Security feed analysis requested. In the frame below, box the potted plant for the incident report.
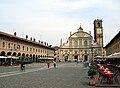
[88,66,97,85]
[88,68,97,77]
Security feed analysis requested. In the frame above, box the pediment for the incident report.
[70,31,91,38]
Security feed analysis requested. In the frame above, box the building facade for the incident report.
[53,46,59,61]
[105,31,120,56]
[0,31,55,64]
[59,19,104,62]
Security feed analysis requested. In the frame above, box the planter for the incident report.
[89,76,96,86]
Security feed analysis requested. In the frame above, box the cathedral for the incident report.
[58,19,104,62]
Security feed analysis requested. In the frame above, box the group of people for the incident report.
[47,61,56,68]
[20,61,56,71]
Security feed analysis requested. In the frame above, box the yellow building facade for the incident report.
[0,31,54,65]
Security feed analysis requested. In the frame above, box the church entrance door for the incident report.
[84,55,88,62]
[74,55,78,62]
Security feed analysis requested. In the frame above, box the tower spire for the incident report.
[60,39,62,46]
[78,23,83,31]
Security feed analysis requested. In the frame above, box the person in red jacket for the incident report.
[47,61,50,68]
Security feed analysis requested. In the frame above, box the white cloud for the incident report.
[45,0,105,11]
[0,0,120,46]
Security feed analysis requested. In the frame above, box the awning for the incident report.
[0,56,7,59]
[94,56,103,58]
[47,58,54,60]
[7,56,19,59]
[38,58,54,60]
[107,52,120,58]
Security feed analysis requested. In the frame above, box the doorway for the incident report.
[84,55,88,62]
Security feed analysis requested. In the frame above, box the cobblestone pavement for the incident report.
[0,62,118,88]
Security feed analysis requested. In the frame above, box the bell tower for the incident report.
[94,19,103,47]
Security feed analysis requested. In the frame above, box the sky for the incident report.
[0,0,120,47]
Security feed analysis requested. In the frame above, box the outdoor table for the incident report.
[105,71,113,78]
[107,64,112,66]
[115,66,120,68]
[105,68,109,71]
[104,71,114,84]
[99,66,105,71]
[104,69,108,73]
[97,64,101,67]
[115,66,120,73]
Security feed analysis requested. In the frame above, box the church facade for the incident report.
[58,19,104,62]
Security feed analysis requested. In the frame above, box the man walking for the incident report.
[47,61,50,68]
[53,61,56,68]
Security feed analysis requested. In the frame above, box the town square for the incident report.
[0,0,120,88]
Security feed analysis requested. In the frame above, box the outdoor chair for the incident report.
[111,70,119,83]
[98,69,111,84]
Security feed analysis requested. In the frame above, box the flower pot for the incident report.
[89,76,96,86]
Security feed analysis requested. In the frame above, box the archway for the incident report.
[17,53,21,61]
[64,56,68,62]
[1,51,6,56]
[26,54,29,62]
[0,51,6,65]
[18,53,21,56]
[74,55,78,62]
[7,52,11,56]
[36,55,38,62]
[38,55,40,58]
[13,52,16,56]
[40,55,42,58]
[84,55,88,62]
[30,54,32,62]
[33,55,35,62]
[22,53,25,62]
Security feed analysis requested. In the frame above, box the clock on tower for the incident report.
[94,19,103,47]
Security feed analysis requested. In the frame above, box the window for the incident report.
[27,47,28,51]
[97,23,100,27]
[33,48,35,52]
[30,48,32,51]
[8,43,10,49]
[17,45,20,50]
[84,40,88,46]
[2,42,5,48]
[19,45,20,50]
[74,40,78,47]
[14,44,16,49]
[79,39,82,46]
[23,46,24,50]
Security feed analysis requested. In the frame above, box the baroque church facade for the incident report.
[58,19,104,62]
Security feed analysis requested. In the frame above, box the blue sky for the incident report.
[0,0,120,46]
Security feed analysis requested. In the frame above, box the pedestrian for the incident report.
[76,60,78,64]
[20,62,23,71]
[23,63,25,71]
[20,62,25,71]
[53,61,56,68]
[47,61,50,68]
